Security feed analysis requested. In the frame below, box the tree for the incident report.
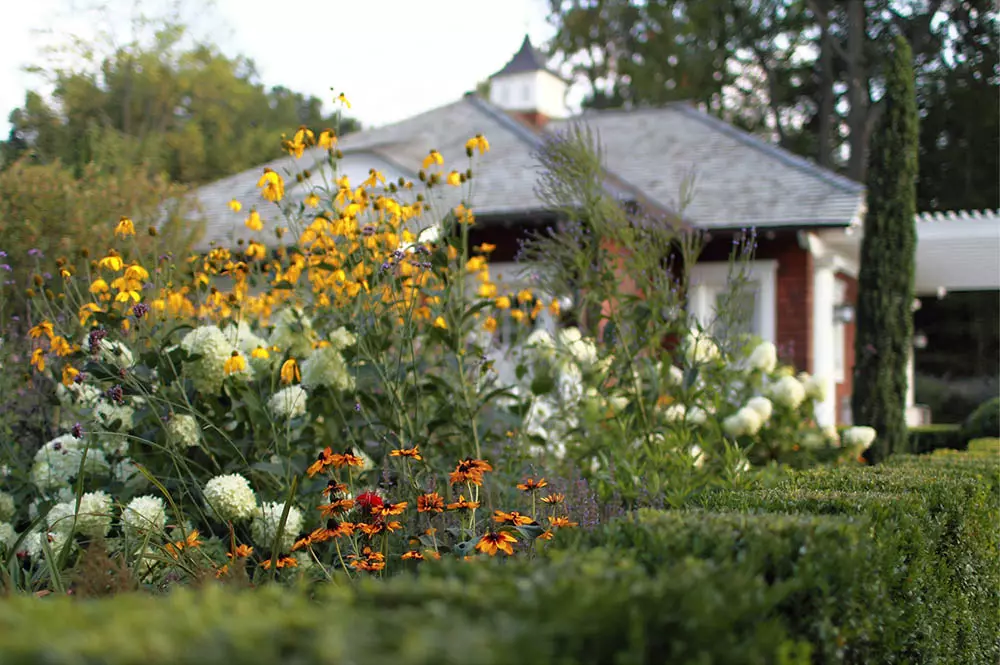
[1,20,359,184]
[852,36,918,462]
[546,0,998,198]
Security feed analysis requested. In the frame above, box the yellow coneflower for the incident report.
[516,478,548,493]
[223,351,247,375]
[318,129,336,149]
[115,216,135,237]
[245,210,264,231]
[279,358,300,384]
[257,168,285,203]
[422,149,444,170]
[465,134,490,155]
[432,316,448,330]
[229,199,242,212]
[446,170,462,186]
[251,346,270,360]
[28,321,54,339]
[540,493,565,505]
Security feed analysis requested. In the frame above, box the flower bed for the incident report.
[0,449,993,664]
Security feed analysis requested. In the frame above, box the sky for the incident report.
[0,0,582,135]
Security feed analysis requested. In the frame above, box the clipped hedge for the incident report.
[906,423,965,454]
[962,397,1000,441]
[0,553,813,665]
[0,452,994,665]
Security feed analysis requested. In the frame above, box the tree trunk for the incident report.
[816,1,835,169]
[846,0,868,182]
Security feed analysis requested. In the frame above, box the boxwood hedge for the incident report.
[0,451,993,665]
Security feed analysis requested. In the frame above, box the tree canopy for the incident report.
[1,22,359,184]
[545,0,998,209]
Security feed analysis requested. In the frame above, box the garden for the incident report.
[0,102,996,664]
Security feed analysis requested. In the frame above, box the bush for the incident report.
[906,423,964,454]
[563,451,999,664]
[962,397,1000,441]
[968,437,1000,454]
[0,553,815,665]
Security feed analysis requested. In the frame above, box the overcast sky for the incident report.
[0,0,581,135]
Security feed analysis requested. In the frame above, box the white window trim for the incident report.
[688,260,778,343]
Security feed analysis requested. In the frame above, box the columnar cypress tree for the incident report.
[852,36,919,462]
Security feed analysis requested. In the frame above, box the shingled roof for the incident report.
[186,94,866,250]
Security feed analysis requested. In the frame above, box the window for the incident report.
[521,83,530,103]
[712,285,759,340]
[688,261,777,343]
[833,279,847,381]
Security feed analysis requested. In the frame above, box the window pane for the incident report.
[713,284,758,340]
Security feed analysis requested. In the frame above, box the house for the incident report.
[188,36,1000,428]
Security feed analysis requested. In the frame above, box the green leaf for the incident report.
[515,523,547,542]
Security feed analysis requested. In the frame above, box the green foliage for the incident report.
[0,159,200,321]
[852,36,919,462]
[906,423,965,454]
[2,21,359,184]
[962,396,1000,441]
[967,437,1000,454]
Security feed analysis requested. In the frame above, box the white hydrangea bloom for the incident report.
[204,474,258,522]
[94,400,135,432]
[823,426,841,447]
[745,396,774,423]
[327,327,357,351]
[769,375,807,409]
[558,328,598,366]
[666,364,685,387]
[0,491,14,522]
[524,398,557,440]
[686,406,709,426]
[663,403,687,422]
[224,320,269,355]
[0,522,15,550]
[250,502,304,553]
[269,308,317,358]
[722,406,763,438]
[684,329,720,365]
[122,495,166,535]
[113,458,143,485]
[841,426,877,450]
[180,325,238,394]
[56,382,102,409]
[31,434,109,491]
[608,395,630,413]
[46,491,113,539]
[746,341,778,373]
[166,414,201,448]
[799,373,831,402]
[267,386,308,419]
[21,530,74,561]
[81,334,134,369]
[300,345,354,391]
[557,362,584,404]
[690,444,706,468]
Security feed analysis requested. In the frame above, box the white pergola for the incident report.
[914,210,1000,295]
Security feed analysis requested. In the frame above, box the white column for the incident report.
[906,345,916,408]
[812,260,837,427]
[688,282,713,330]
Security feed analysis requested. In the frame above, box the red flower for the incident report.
[356,491,384,513]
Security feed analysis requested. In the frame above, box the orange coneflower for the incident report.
[475,531,517,556]
[164,529,202,558]
[215,564,230,578]
[349,546,385,572]
[389,446,422,460]
[446,495,480,511]
[401,550,424,561]
[417,492,445,513]
[260,556,298,570]
[540,493,565,505]
[307,447,335,477]
[330,449,365,469]
[449,458,494,486]
[376,501,408,517]
[493,510,534,526]
[226,544,253,559]
[516,477,548,493]
[537,530,555,541]
[322,481,349,498]
[318,498,355,519]
[548,516,578,528]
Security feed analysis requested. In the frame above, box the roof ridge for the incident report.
[671,104,865,195]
